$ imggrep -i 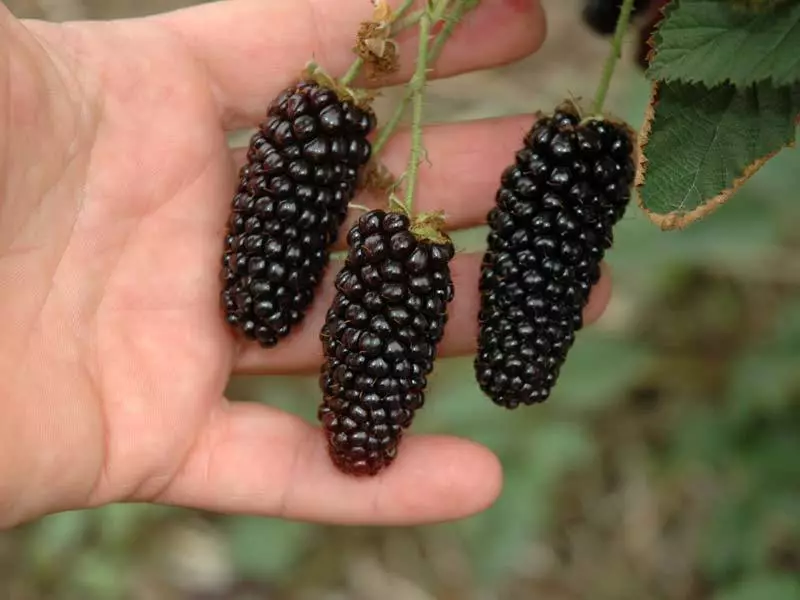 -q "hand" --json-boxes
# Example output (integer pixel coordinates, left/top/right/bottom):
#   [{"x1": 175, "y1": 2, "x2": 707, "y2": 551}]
[{"x1": 0, "y1": 0, "x2": 610, "y2": 529}]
